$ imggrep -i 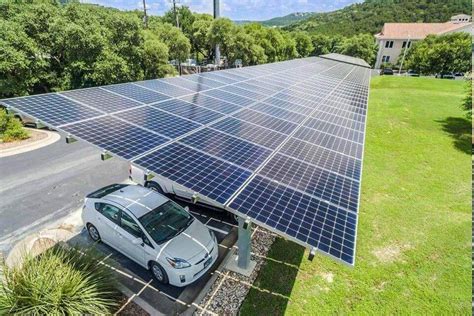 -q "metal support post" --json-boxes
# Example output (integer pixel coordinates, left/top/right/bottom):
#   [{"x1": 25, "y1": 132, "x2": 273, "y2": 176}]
[
  {"x1": 237, "y1": 217, "x2": 251, "y2": 269},
  {"x1": 226, "y1": 216, "x2": 256, "y2": 276}
]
